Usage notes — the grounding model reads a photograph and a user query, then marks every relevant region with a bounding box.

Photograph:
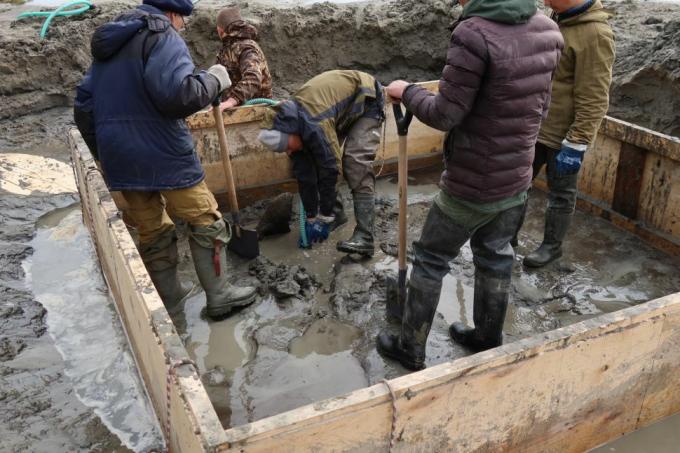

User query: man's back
[404,4,563,203]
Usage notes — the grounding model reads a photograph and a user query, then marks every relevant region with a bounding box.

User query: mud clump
[249,255,319,300]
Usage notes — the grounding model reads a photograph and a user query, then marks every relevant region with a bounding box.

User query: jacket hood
[91,6,170,62]
[221,21,259,43]
[558,0,611,26]
[462,0,537,24]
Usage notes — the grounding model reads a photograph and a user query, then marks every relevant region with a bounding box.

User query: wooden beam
[218,294,680,452]
[69,130,225,453]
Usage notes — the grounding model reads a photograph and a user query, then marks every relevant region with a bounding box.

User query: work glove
[207,64,232,93]
[300,215,334,248]
[555,139,587,176]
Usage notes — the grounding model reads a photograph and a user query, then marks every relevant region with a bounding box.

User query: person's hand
[386,80,411,103]
[219,98,239,111]
[207,64,232,93]
[555,140,587,176]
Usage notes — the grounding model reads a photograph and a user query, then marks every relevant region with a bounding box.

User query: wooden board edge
[218,293,680,450]
[68,129,227,452]
[601,116,680,162]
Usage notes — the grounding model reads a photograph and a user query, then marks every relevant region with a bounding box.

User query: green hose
[299,199,309,249]
[244,98,279,106]
[17,0,93,40]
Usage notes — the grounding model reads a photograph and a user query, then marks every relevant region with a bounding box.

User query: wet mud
[0,155,162,451]
[170,168,680,429]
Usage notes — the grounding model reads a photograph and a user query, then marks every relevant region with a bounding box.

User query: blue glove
[305,219,330,244]
[555,140,587,176]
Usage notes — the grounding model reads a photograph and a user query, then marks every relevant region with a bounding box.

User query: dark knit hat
[217,7,242,29]
[143,0,194,16]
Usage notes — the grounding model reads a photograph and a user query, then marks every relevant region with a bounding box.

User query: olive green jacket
[538,0,615,149]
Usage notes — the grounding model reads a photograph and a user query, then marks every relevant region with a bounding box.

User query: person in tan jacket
[518,0,615,267]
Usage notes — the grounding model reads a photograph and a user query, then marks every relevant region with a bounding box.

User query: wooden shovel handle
[212,102,242,236]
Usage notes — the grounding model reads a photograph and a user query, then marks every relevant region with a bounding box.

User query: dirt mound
[607,1,680,136]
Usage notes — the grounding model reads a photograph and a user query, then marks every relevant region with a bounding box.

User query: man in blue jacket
[74,0,257,319]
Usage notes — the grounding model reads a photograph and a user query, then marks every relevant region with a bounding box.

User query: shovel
[385,102,413,320]
[211,99,260,259]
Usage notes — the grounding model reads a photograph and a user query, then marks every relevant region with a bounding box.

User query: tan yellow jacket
[538,0,615,149]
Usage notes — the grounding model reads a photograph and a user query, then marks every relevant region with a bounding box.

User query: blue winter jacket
[74,4,221,191]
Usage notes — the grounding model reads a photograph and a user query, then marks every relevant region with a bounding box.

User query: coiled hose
[243,98,279,107]
[17,1,93,40]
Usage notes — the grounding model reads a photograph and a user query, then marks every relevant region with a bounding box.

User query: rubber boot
[523,209,572,268]
[377,280,440,371]
[336,193,375,257]
[189,237,257,319]
[140,230,193,315]
[148,268,194,316]
[330,193,348,232]
[449,272,509,352]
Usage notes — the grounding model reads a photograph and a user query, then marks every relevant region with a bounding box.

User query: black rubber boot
[523,209,572,268]
[337,193,375,257]
[189,224,257,319]
[140,230,193,315]
[449,272,509,352]
[330,193,348,232]
[377,280,440,371]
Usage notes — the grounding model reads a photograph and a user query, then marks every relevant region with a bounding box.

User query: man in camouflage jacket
[215,7,273,110]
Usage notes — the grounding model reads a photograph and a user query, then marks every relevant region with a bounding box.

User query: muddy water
[173,167,680,432]
[26,206,164,451]
[593,413,680,452]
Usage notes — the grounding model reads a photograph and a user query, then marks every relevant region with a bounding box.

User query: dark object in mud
[256,193,293,239]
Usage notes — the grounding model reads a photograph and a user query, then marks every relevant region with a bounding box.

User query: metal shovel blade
[228,226,260,259]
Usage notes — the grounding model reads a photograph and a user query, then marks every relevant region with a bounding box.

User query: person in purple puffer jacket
[377,0,564,371]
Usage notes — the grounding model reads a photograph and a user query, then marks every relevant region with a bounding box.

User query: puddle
[289,318,362,358]
[25,206,164,452]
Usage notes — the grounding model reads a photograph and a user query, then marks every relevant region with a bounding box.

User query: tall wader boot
[337,192,375,257]
[330,192,348,232]
[377,277,440,371]
[524,154,577,267]
[449,271,509,351]
[189,220,257,319]
[140,230,193,315]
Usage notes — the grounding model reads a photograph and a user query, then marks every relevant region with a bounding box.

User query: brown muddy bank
[1,0,679,136]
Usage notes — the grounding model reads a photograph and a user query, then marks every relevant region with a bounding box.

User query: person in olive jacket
[519,0,615,267]
[377,0,563,371]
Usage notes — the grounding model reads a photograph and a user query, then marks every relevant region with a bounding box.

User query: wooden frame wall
[69,131,227,452]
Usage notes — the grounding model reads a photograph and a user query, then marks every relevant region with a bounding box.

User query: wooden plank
[601,117,680,162]
[612,143,646,219]
[638,153,680,238]
[218,295,680,452]
[578,133,620,205]
[69,130,225,453]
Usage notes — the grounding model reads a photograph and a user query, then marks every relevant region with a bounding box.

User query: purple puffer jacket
[403,13,563,203]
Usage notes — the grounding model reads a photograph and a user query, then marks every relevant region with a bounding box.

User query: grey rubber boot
[449,272,509,352]
[376,279,440,371]
[148,268,194,316]
[523,209,572,267]
[336,193,375,257]
[189,223,257,319]
[139,230,193,315]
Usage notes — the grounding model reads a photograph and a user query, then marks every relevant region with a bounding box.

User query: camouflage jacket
[215,21,273,104]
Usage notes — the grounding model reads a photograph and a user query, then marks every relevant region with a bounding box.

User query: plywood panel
[69,130,225,452]
[219,295,680,452]
[578,133,621,205]
[638,153,680,237]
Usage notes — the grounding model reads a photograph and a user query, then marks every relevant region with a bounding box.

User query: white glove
[207,64,232,93]
[316,214,336,224]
